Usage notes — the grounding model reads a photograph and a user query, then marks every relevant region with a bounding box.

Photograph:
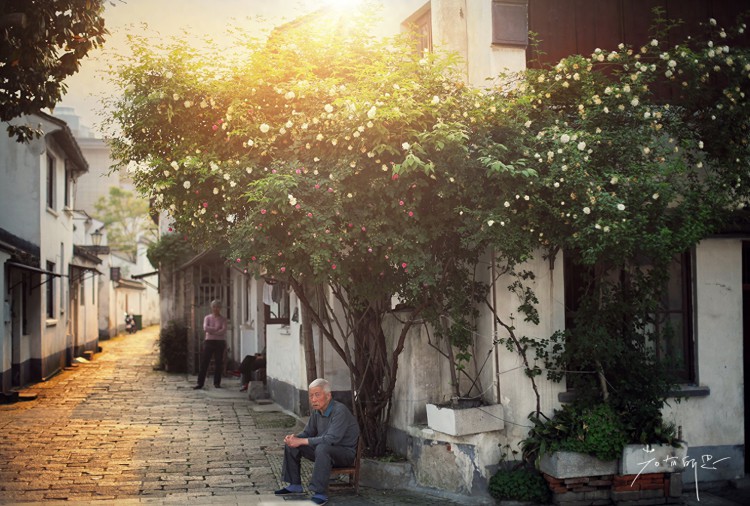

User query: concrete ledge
[360,459,414,490]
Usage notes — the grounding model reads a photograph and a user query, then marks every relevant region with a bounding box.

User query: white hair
[210,299,222,307]
[309,378,331,393]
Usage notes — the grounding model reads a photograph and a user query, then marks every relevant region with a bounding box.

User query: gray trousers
[281,443,355,494]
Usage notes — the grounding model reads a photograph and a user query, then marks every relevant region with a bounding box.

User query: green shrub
[522,403,628,463]
[159,319,188,373]
[488,468,550,504]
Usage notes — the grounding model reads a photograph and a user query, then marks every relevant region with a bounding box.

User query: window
[654,252,694,382]
[403,5,432,55]
[22,273,29,335]
[46,154,55,209]
[263,280,290,325]
[564,251,695,383]
[492,0,528,46]
[46,261,55,318]
[64,161,71,208]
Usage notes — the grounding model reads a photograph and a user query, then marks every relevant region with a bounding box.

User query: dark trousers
[240,354,266,384]
[197,340,225,387]
[282,443,355,495]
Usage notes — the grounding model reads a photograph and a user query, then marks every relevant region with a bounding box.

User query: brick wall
[543,472,683,505]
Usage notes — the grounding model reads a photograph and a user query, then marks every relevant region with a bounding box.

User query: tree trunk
[351,301,391,456]
[301,281,317,385]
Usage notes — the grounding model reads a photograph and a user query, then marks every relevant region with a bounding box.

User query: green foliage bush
[159,319,188,373]
[488,467,550,504]
[147,232,198,268]
[523,403,628,462]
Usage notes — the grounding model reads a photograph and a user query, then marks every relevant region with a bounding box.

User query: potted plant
[421,272,506,436]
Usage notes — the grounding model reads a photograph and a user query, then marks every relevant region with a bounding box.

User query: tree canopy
[0,0,108,141]
[94,186,156,262]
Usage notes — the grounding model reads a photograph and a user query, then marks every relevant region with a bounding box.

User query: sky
[57,0,347,135]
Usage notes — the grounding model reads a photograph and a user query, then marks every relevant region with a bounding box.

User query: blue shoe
[311,494,329,505]
[274,485,304,495]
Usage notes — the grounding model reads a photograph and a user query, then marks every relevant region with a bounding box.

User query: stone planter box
[620,442,689,475]
[541,449,687,505]
[539,451,618,479]
[425,402,504,436]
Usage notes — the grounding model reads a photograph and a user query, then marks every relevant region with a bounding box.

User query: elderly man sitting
[274,378,360,505]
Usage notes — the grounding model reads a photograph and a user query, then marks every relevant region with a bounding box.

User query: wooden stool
[329,438,363,494]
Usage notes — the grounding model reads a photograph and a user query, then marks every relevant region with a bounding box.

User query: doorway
[742,241,750,473]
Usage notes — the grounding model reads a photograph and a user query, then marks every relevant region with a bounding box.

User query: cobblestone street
[0,327,466,505]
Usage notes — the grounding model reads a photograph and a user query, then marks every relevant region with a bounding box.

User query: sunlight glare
[322,0,362,10]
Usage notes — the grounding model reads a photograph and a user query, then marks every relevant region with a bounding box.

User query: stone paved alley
[0,326,465,505]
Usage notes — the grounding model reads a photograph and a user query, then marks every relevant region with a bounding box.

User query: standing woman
[194,299,227,389]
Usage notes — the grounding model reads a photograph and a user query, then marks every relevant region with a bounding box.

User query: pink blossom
[236,258,241,262]
[314,184,320,189]
[212,125,218,131]
[203,202,208,208]
[261,209,267,214]
[295,169,301,174]
[295,204,301,209]
[408,211,414,217]
[361,226,366,232]
[328,188,333,192]
[251,256,256,261]
[401,262,408,268]
[399,200,404,206]
[392,174,399,181]
[332,264,337,270]
[280,267,286,273]
[307,212,313,218]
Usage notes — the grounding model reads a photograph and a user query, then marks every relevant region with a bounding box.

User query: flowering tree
[105,9,494,454]
[471,14,750,446]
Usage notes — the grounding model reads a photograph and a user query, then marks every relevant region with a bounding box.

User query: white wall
[39,129,76,377]
[662,239,744,479]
